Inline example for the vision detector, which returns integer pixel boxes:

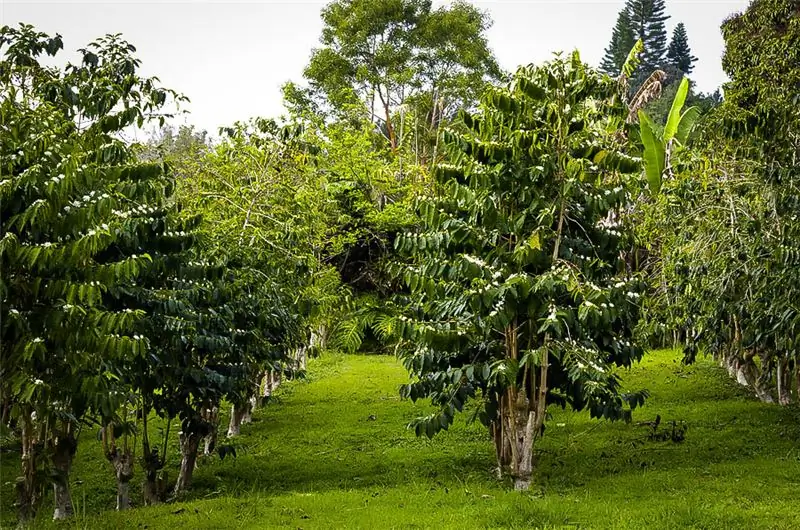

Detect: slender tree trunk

[795,362,800,401]
[108,449,134,510]
[174,431,202,495]
[294,346,307,373]
[258,370,281,405]
[490,419,507,479]
[202,406,219,456]
[243,397,256,424]
[51,427,77,520]
[385,106,396,150]
[376,87,397,150]
[142,466,161,506]
[310,324,328,353]
[775,358,792,405]
[227,403,246,437]
[732,353,775,403]
[16,415,42,526]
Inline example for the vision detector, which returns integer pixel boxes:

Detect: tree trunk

[310,324,328,353]
[227,403,246,437]
[51,429,77,520]
[492,324,547,491]
[142,470,160,506]
[242,397,255,424]
[201,406,219,456]
[257,370,281,406]
[271,370,282,391]
[141,456,167,507]
[777,358,792,405]
[16,415,42,525]
[174,431,201,495]
[795,362,800,401]
[496,390,539,491]
[731,353,775,403]
[109,449,134,510]
[297,346,307,372]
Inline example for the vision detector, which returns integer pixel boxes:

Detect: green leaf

[527,231,541,250]
[517,77,545,101]
[664,78,689,142]
[638,110,665,195]
[620,39,644,79]
[675,106,701,145]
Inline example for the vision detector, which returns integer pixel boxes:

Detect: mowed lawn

[1,349,799,529]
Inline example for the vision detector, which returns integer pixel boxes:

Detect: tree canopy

[290,0,502,154]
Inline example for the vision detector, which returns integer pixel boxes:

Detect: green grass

[2,349,800,529]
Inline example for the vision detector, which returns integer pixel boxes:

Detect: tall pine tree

[626,0,670,72]
[666,22,698,75]
[600,8,636,74]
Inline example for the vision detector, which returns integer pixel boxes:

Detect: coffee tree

[0,24,184,522]
[638,0,800,404]
[393,53,647,490]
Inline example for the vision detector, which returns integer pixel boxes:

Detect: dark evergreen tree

[666,22,698,75]
[626,0,670,72]
[600,7,636,74]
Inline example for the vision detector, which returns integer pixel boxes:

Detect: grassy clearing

[2,349,799,529]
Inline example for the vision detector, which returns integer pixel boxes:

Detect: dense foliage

[393,53,647,489]
[2,0,799,525]
[636,0,800,405]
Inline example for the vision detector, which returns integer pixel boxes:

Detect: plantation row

[2,0,799,526]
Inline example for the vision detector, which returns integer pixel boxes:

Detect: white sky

[2,0,751,135]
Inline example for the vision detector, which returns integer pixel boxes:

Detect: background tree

[626,0,669,74]
[666,22,698,75]
[289,0,501,156]
[600,8,635,74]
[393,53,647,490]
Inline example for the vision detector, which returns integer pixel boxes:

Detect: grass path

[2,350,799,528]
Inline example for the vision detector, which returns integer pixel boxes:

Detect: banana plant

[638,77,700,194]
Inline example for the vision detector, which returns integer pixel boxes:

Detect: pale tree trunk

[492,324,548,491]
[108,449,134,510]
[141,412,167,506]
[795,362,800,402]
[492,180,563,491]
[776,358,792,405]
[721,320,776,404]
[271,370,282,392]
[256,370,281,407]
[495,388,542,490]
[201,406,219,456]
[227,403,246,437]
[16,414,42,526]
[294,346,307,373]
[102,422,136,511]
[728,352,775,403]
[174,430,202,495]
[51,427,77,520]
[243,397,255,424]
[310,324,328,353]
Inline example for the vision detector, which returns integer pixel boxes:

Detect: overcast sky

[2,0,751,134]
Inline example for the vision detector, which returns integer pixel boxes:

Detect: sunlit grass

[2,349,799,528]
